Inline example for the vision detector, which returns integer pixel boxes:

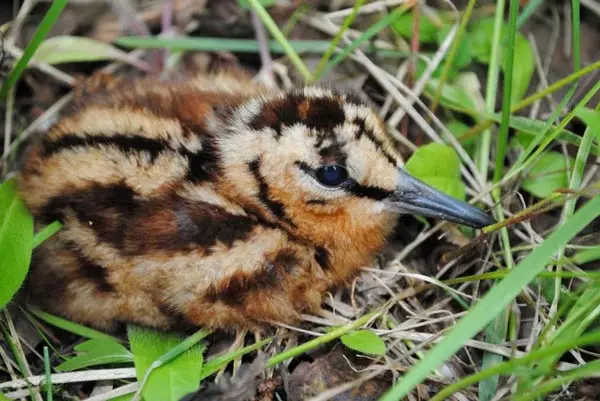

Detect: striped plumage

[18,69,492,332]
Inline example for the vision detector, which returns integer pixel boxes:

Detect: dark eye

[315,165,349,187]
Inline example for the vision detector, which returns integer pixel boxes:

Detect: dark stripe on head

[249,92,346,137]
[353,118,398,166]
[318,142,347,166]
[302,96,345,131]
[314,246,331,270]
[41,133,169,160]
[249,93,304,138]
[248,158,296,227]
[184,137,221,183]
[41,182,138,248]
[342,180,392,201]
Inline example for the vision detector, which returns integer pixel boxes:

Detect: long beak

[383,169,495,229]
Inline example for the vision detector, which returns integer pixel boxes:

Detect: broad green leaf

[521,151,574,198]
[341,330,386,356]
[0,179,34,309]
[425,79,477,112]
[57,338,133,371]
[391,13,443,43]
[470,18,507,64]
[575,107,600,144]
[405,143,466,201]
[512,134,575,198]
[469,18,534,105]
[128,326,206,401]
[1,393,11,401]
[33,36,137,65]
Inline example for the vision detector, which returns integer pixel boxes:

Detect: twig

[0,368,137,390]
[160,0,173,72]
[83,383,139,401]
[250,9,275,87]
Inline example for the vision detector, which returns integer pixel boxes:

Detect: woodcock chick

[17,69,494,332]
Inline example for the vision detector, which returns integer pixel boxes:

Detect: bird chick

[17,69,494,332]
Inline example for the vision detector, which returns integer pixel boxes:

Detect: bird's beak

[383,169,495,229]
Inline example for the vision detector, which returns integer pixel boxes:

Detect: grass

[1,0,600,400]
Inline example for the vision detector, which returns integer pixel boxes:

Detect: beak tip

[470,213,496,229]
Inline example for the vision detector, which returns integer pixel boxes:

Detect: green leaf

[33,36,138,65]
[404,143,466,201]
[391,13,443,43]
[575,107,600,144]
[128,326,207,401]
[425,79,477,112]
[470,18,498,64]
[0,393,12,401]
[521,151,574,198]
[341,330,386,356]
[56,338,133,371]
[469,17,534,104]
[0,179,34,309]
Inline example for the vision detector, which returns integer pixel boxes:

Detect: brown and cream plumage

[17,69,493,332]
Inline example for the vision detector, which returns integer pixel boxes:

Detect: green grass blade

[513,359,600,401]
[311,0,365,82]
[30,309,118,341]
[429,329,600,401]
[199,337,272,380]
[267,311,379,367]
[116,36,332,53]
[44,346,53,401]
[318,5,410,80]
[32,221,63,249]
[0,0,69,100]
[430,0,477,113]
[377,194,600,401]
[246,0,313,81]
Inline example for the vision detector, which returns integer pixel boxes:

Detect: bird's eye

[315,165,349,187]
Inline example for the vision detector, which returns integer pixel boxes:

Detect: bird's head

[216,87,494,253]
